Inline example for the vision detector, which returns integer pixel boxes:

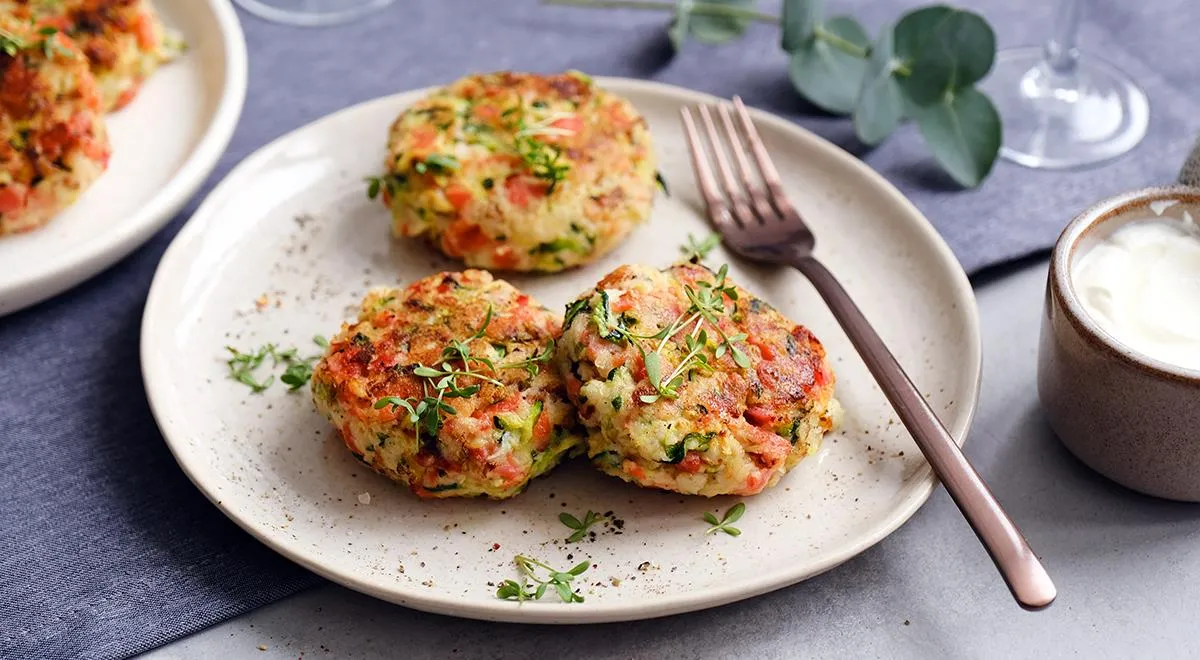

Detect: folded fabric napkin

[3,0,1198,658]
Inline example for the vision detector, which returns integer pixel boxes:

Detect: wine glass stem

[1044,0,1083,76]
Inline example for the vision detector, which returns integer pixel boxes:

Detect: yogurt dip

[1072,216,1200,371]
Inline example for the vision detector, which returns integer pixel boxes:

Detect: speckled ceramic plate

[140,78,981,624]
[0,0,247,316]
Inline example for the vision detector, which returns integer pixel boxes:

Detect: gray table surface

[139,258,1200,659]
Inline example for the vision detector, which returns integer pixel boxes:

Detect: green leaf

[569,561,591,575]
[780,0,821,52]
[413,365,442,378]
[893,6,995,107]
[853,25,905,145]
[559,512,583,529]
[788,16,870,114]
[723,501,746,524]
[667,4,691,51]
[702,511,721,526]
[688,0,756,44]
[913,87,1001,188]
[644,351,663,388]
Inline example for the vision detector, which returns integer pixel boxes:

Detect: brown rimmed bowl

[1039,185,1200,501]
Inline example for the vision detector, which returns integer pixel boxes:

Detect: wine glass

[982,0,1149,169]
[233,0,396,27]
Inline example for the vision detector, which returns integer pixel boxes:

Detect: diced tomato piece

[565,374,582,399]
[492,246,520,269]
[744,406,774,427]
[611,294,634,314]
[410,127,437,150]
[442,221,490,255]
[113,85,140,111]
[748,336,774,361]
[134,13,157,50]
[678,452,704,473]
[479,395,521,419]
[474,105,500,121]
[493,456,526,484]
[0,185,28,214]
[504,175,546,208]
[550,115,584,134]
[444,184,472,211]
[624,460,646,481]
[532,405,552,447]
[741,469,769,495]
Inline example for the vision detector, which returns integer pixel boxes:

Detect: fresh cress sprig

[374,306,555,443]
[680,232,722,263]
[703,502,746,537]
[495,555,591,603]
[559,510,609,542]
[225,336,328,393]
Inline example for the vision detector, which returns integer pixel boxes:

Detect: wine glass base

[234,0,395,27]
[983,46,1149,170]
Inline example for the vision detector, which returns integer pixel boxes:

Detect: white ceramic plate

[141,79,981,624]
[0,0,247,316]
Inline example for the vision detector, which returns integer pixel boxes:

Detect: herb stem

[813,25,870,59]
[543,0,779,23]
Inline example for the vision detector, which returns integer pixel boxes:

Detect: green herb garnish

[655,171,670,195]
[559,510,608,543]
[495,555,590,603]
[365,174,406,200]
[225,336,328,393]
[680,232,721,263]
[589,264,749,404]
[374,307,553,444]
[703,502,746,537]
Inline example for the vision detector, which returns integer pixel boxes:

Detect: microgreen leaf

[703,502,746,536]
[680,232,722,263]
[495,555,589,603]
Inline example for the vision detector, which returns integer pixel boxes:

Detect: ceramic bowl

[1038,185,1200,501]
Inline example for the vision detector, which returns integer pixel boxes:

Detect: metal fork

[681,97,1056,611]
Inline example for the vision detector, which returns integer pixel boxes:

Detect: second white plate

[0,0,247,316]
[141,78,981,624]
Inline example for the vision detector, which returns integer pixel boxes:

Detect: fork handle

[792,255,1056,610]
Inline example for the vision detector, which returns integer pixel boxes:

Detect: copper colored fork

[681,97,1056,611]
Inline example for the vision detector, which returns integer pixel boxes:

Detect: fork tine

[680,107,740,230]
[697,105,757,227]
[731,96,800,220]
[715,103,777,224]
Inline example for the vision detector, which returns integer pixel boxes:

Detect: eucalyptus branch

[548,0,1002,187]
[545,0,778,23]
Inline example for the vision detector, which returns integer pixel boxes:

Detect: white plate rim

[141,77,982,624]
[0,0,248,316]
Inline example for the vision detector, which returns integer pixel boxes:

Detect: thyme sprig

[680,232,721,263]
[495,555,590,603]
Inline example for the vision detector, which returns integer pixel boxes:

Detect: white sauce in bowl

[1072,216,1200,371]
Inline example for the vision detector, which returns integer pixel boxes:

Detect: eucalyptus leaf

[780,0,821,52]
[913,87,1001,187]
[689,0,756,44]
[853,24,904,145]
[894,6,995,106]
[668,3,690,51]
[892,5,954,106]
[787,15,869,113]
